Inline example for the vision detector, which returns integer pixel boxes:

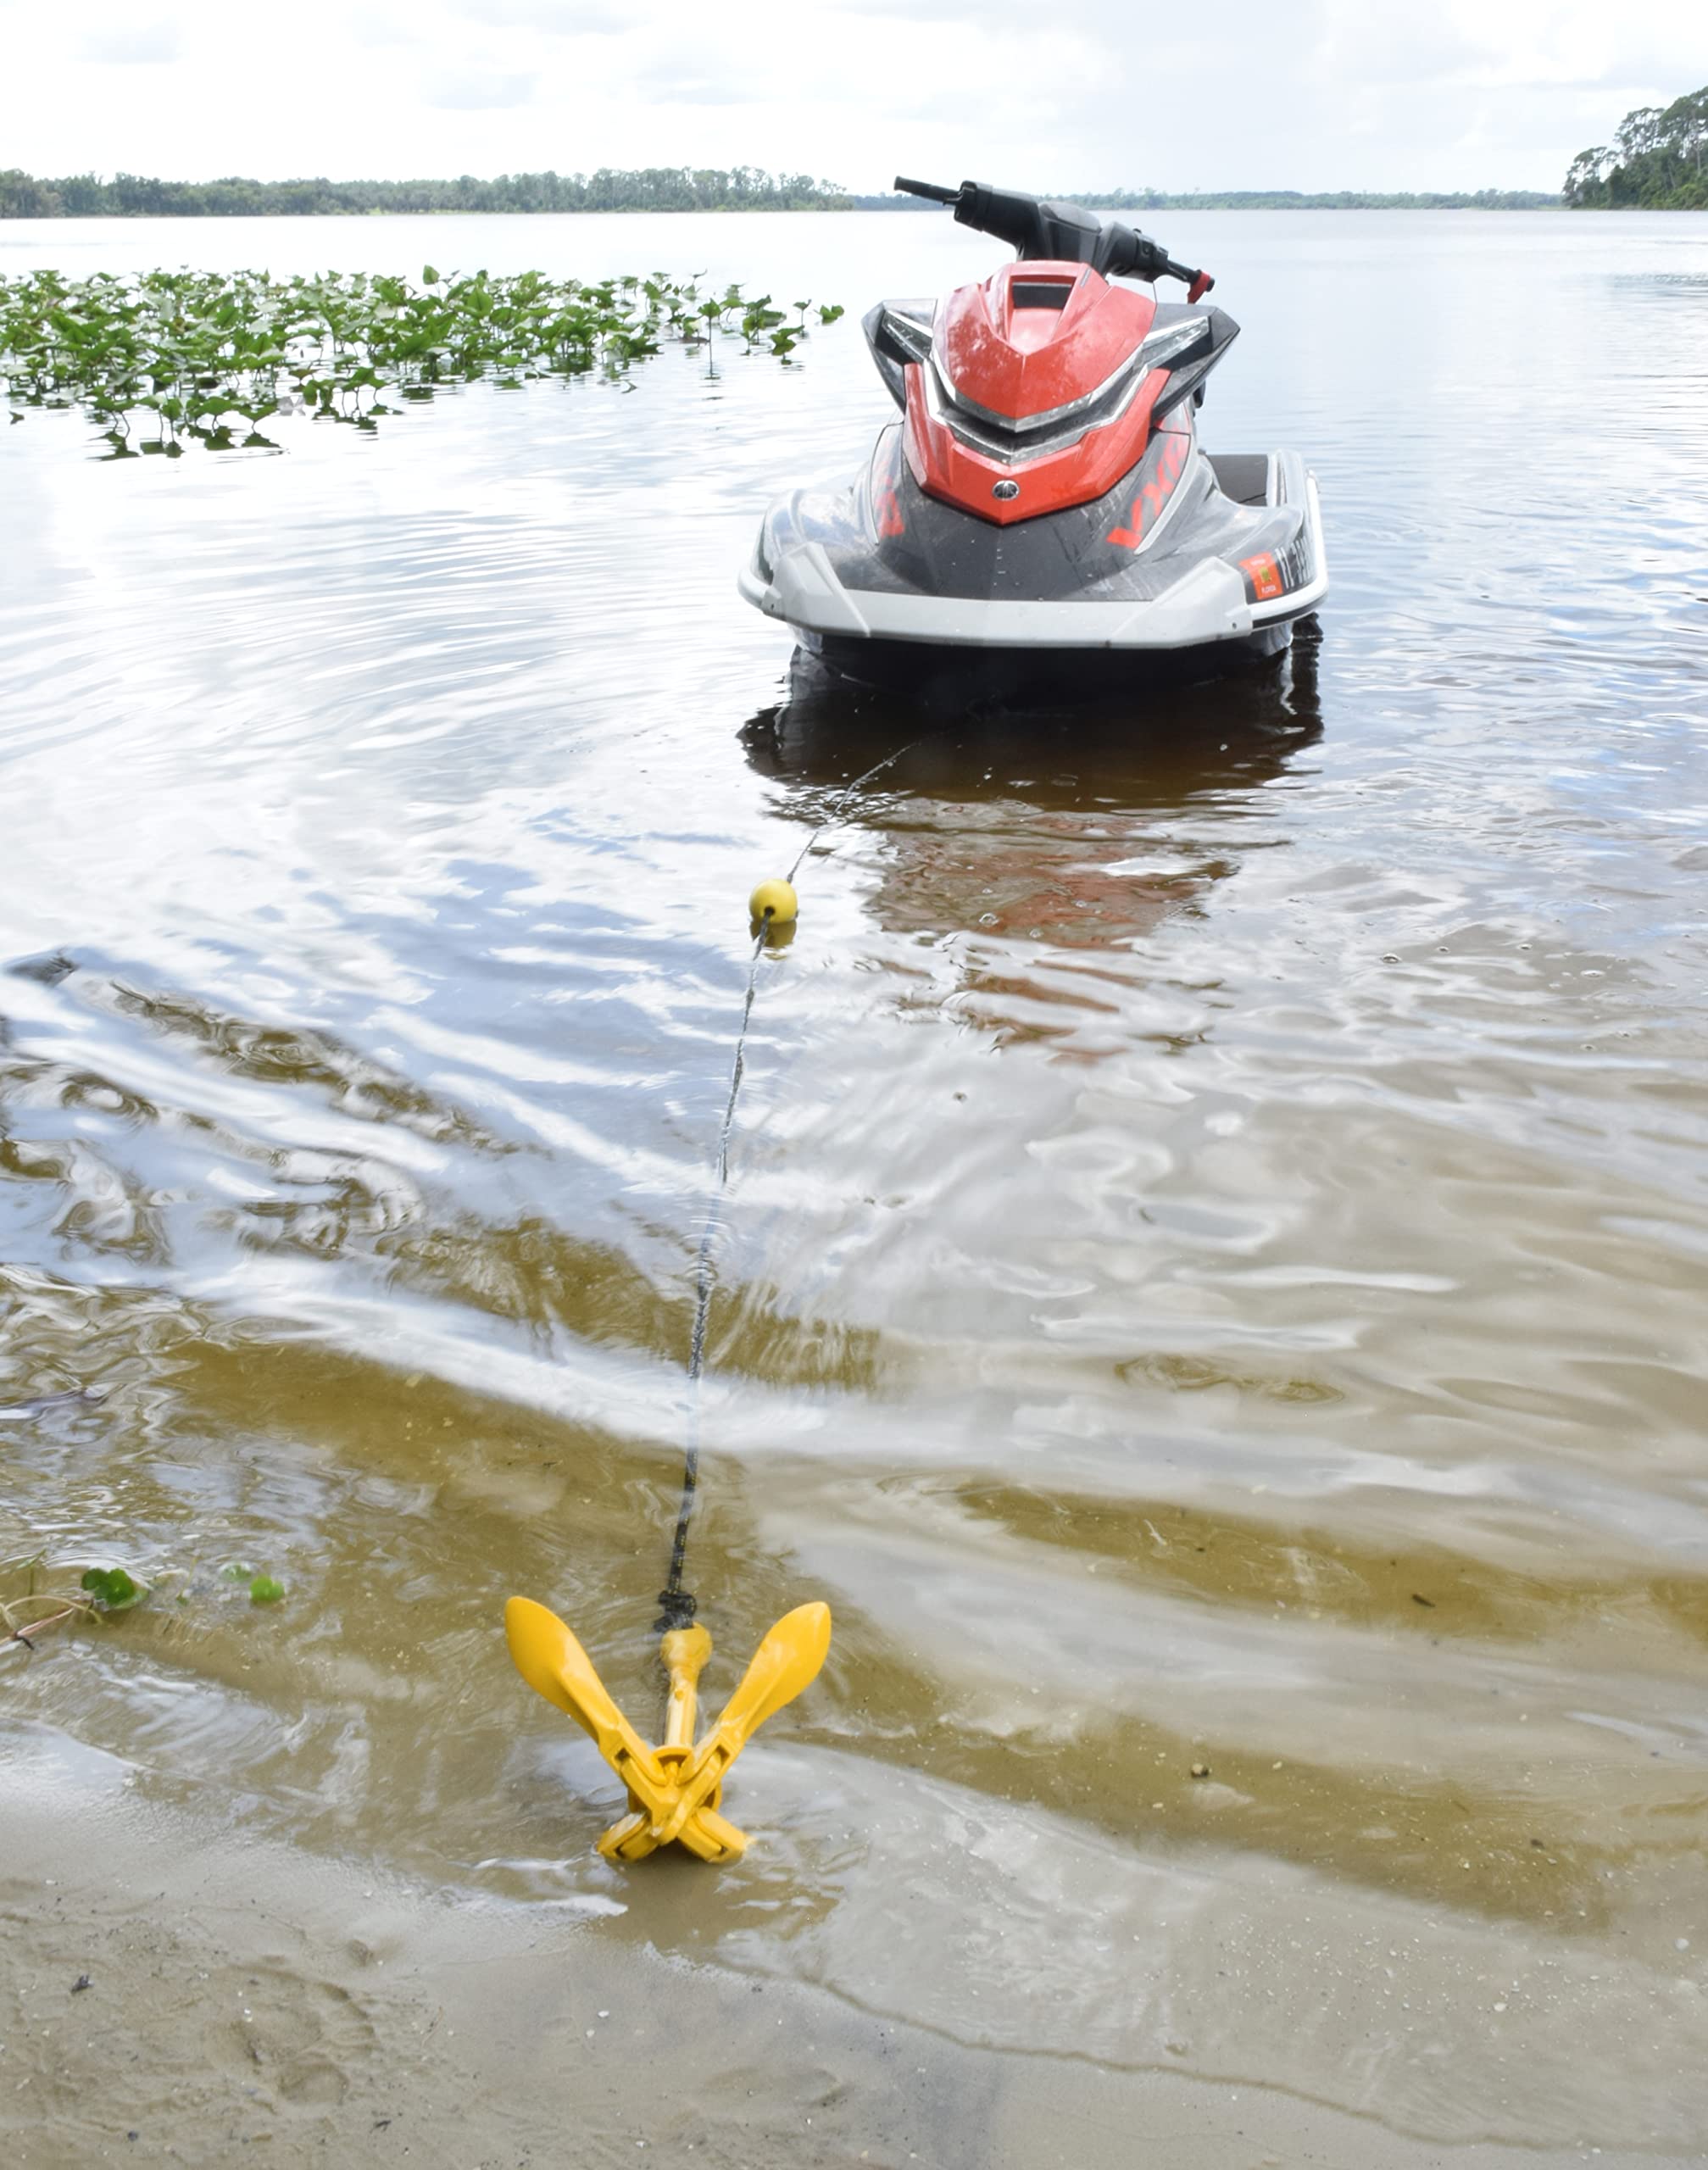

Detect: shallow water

[4,208,1708,2153]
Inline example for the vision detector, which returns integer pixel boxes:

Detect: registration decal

[1240,550,1285,600]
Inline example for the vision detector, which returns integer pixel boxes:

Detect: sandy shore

[0,1722,1694,2170]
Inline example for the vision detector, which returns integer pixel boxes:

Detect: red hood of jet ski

[936,260,1156,420]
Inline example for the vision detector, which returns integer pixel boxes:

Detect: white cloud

[426,67,540,109]
[456,0,628,29]
[2,0,1705,189]
[79,17,181,64]
[348,8,428,47]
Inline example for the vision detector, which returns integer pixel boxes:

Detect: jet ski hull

[741,423,1327,666]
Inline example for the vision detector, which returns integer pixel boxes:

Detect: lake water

[4,209,1708,2161]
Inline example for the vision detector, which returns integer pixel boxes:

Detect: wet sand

[2,1724,1699,2170]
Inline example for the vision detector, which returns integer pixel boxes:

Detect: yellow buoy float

[748,877,798,926]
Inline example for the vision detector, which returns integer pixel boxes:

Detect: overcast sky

[1,0,1704,194]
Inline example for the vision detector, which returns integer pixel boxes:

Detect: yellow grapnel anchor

[505,1596,831,1861]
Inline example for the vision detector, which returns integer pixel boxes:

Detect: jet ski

[738,175,1327,682]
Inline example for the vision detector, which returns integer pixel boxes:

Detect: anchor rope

[655,737,921,1633]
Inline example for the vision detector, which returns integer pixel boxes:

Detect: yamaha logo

[992,479,1020,500]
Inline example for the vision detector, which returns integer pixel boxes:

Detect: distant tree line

[0,167,1573,221]
[1566,85,1708,208]
[794,186,1562,211]
[0,166,855,218]
[1061,188,1560,210]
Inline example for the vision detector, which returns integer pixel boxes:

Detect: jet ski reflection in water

[740,176,1327,690]
[742,625,1322,1027]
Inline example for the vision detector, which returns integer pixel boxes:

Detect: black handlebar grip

[893,175,962,204]
[1160,256,1215,300]
[1104,225,1168,281]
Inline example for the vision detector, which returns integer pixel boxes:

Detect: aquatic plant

[80,1566,145,1611]
[0,264,845,455]
[1,1549,294,1650]
[1,1550,145,1647]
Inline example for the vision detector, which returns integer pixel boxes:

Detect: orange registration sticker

[1240,551,1285,601]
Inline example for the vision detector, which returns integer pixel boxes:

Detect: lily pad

[80,1566,144,1611]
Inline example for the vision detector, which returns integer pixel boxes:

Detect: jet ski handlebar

[893,175,1214,303]
[893,176,963,205]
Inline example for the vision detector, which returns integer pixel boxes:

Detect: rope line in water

[654,738,921,1633]
[654,921,766,1630]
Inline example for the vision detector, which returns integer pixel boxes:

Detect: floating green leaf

[79,1566,144,1611]
[248,1574,286,1605]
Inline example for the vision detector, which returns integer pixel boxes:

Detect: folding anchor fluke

[505,1596,831,1861]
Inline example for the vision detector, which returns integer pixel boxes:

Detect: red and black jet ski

[739,175,1327,679]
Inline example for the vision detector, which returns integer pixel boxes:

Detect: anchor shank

[660,1624,712,1752]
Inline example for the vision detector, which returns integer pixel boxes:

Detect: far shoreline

[2,199,1573,218]
[2,167,1566,220]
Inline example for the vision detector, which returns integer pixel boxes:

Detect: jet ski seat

[1208,453,1272,507]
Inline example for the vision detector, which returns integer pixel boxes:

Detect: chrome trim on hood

[921,351,1161,465]
[934,313,1210,439]
[880,307,934,364]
